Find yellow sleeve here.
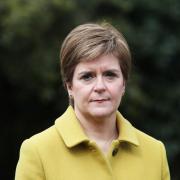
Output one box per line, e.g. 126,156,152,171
160,142,170,180
15,139,45,180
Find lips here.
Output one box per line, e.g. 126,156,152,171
90,98,110,102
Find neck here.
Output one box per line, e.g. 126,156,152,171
75,110,119,153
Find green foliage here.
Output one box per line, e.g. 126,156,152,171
0,0,180,179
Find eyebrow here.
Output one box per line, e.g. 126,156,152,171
103,69,121,73
78,71,92,76
78,69,121,76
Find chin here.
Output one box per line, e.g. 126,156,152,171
89,107,115,119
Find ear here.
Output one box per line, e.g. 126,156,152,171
122,81,126,95
66,82,73,96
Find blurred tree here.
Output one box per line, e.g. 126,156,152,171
0,0,179,179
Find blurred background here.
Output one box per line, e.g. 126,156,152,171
0,0,180,179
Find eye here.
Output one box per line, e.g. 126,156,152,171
104,71,118,79
80,72,94,81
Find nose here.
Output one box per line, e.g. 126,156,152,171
94,76,106,93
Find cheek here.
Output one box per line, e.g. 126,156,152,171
110,84,125,97
72,84,92,99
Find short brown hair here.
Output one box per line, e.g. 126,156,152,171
60,23,131,87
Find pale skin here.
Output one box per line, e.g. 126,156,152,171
66,54,125,154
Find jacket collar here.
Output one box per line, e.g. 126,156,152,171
55,106,139,148
116,111,139,146
55,106,89,148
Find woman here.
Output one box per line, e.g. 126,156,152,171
15,23,170,180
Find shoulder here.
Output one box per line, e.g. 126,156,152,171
21,124,62,151
132,126,167,159
29,125,58,143
117,111,164,149
17,122,67,173
19,118,66,161
133,127,170,179
134,127,162,145
16,122,65,180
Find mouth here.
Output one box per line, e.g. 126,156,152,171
90,98,110,103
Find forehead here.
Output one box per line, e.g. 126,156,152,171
75,54,120,72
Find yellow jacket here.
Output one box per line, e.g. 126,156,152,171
15,106,170,180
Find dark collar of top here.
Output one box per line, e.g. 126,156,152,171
55,106,139,148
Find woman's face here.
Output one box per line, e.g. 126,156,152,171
66,54,125,120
